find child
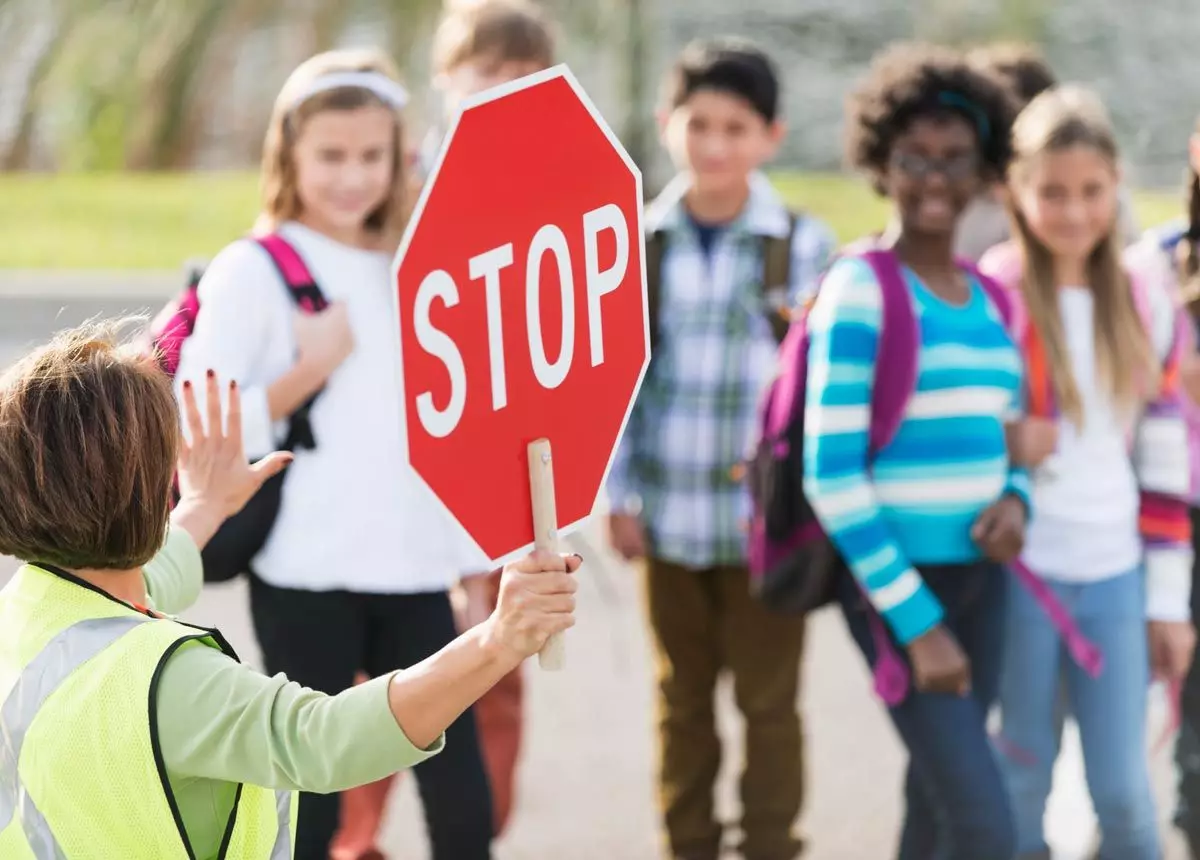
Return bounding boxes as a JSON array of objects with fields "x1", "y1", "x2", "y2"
[
  {"x1": 803, "y1": 44, "x2": 1026, "y2": 859},
  {"x1": 0, "y1": 327, "x2": 579, "y2": 860},
  {"x1": 955, "y1": 42, "x2": 1138, "y2": 260},
  {"x1": 604, "y1": 37, "x2": 834, "y2": 860},
  {"x1": 984, "y1": 85, "x2": 1194, "y2": 860},
  {"x1": 1124, "y1": 115, "x2": 1200, "y2": 858},
  {"x1": 417, "y1": 0, "x2": 554, "y2": 178},
  {"x1": 173, "y1": 49, "x2": 493, "y2": 860},
  {"x1": 331, "y1": 4, "x2": 556, "y2": 858}
]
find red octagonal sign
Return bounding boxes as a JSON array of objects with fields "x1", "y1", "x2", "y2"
[{"x1": 393, "y1": 66, "x2": 649, "y2": 566}]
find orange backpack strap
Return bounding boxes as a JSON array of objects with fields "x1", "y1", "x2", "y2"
[{"x1": 1024, "y1": 323, "x2": 1054, "y2": 419}]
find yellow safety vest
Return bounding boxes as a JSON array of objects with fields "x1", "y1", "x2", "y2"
[{"x1": 0, "y1": 563, "x2": 297, "y2": 859}]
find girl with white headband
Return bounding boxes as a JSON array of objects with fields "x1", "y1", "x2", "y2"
[{"x1": 173, "y1": 48, "x2": 494, "y2": 860}]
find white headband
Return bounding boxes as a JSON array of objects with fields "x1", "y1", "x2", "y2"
[{"x1": 289, "y1": 70, "x2": 410, "y2": 112}]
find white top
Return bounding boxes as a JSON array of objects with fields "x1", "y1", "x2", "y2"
[
  {"x1": 174, "y1": 221, "x2": 479, "y2": 593},
  {"x1": 1023, "y1": 284, "x2": 1175, "y2": 584}
]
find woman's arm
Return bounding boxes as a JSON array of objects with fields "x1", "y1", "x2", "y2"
[{"x1": 155, "y1": 552, "x2": 578, "y2": 792}]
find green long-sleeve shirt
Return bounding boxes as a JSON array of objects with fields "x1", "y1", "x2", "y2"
[{"x1": 146, "y1": 528, "x2": 444, "y2": 859}]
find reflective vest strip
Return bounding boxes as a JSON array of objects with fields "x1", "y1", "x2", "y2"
[
  {"x1": 0, "y1": 615, "x2": 149, "y2": 857},
  {"x1": 270, "y1": 789, "x2": 291, "y2": 859}
]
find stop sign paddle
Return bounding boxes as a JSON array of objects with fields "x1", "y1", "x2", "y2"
[{"x1": 393, "y1": 66, "x2": 650, "y2": 669}]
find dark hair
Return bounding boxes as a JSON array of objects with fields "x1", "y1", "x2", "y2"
[
  {"x1": 0, "y1": 320, "x2": 179, "y2": 570},
  {"x1": 432, "y1": 0, "x2": 555, "y2": 75},
  {"x1": 845, "y1": 42, "x2": 1017, "y2": 194},
  {"x1": 1183, "y1": 118, "x2": 1200, "y2": 306},
  {"x1": 968, "y1": 42, "x2": 1057, "y2": 109},
  {"x1": 663, "y1": 37, "x2": 780, "y2": 123}
]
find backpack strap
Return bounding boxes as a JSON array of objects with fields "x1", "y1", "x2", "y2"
[
  {"x1": 250, "y1": 233, "x2": 328, "y2": 451},
  {"x1": 859, "y1": 249, "x2": 920, "y2": 455},
  {"x1": 645, "y1": 229, "x2": 667, "y2": 356},
  {"x1": 759, "y1": 212, "x2": 798, "y2": 344},
  {"x1": 254, "y1": 233, "x2": 329, "y2": 314}
]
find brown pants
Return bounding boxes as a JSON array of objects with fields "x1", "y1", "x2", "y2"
[
  {"x1": 331, "y1": 571, "x2": 522, "y2": 859},
  {"x1": 644, "y1": 558, "x2": 806, "y2": 860}
]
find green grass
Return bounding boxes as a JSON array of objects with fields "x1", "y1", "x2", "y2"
[
  {"x1": 0, "y1": 170, "x2": 1185, "y2": 269},
  {"x1": 0, "y1": 172, "x2": 260, "y2": 269}
]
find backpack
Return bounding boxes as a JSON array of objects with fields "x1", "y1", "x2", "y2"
[
  {"x1": 643, "y1": 212, "x2": 798, "y2": 351},
  {"x1": 146, "y1": 233, "x2": 329, "y2": 583},
  {"x1": 745, "y1": 247, "x2": 1015, "y2": 615}
]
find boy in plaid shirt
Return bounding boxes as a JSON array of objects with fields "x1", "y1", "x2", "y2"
[{"x1": 606, "y1": 38, "x2": 834, "y2": 860}]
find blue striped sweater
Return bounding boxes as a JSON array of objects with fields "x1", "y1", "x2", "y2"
[{"x1": 802, "y1": 257, "x2": 1031, "y2": 643}]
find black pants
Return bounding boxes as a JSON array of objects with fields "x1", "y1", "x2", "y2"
[
  {"x1": 1177, "y1": 507, "x2": 1200, "y2": 855},
  {"x1": 249, "y1": 576, "x2": 493, "y2": 860}
]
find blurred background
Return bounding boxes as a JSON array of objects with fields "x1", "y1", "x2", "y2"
[{"x1": 2, "y1": 0, "x2": 1199, "y2": 269}]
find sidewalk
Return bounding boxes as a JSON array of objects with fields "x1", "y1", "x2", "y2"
[{"x1": 0, "y1": 270, "x2": 179, "y2": 299}]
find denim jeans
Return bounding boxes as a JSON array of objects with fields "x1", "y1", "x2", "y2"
[
  {"x1": 998, "y1": 566, "x2": 1158, "y2": 860},
  {"x1": 838, "y1": 561, "x2": 1015, "y2": 860}
]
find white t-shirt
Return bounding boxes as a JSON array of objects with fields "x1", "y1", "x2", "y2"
[
  {"x1": 175, "y1": 221, "x2": 482, "y2": 593},
  {"x1": 1022, "y1": 284, "x2": 1175, "y2": 583}
]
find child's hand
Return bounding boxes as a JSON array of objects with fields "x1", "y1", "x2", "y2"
[
  {"x1": 1005, "y1": 417, "x2": 1058, "y2": 468},
  {"x1": 294, "y1": 302, "x2": 355, "y2": 382},
  {"x1": 971, "y1": 495, "x2": 1026, "y2": 564},
  {"x1": 907, "y1": 624, "x2": 971, "y2": 696},
  {"x1": 1148, "y1": 620, "x2": 1196, "y2": 682},
  {"x1": 608, "y1": 513, "x2": 648, "y2": 561}
]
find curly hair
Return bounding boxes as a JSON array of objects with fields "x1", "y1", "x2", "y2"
[{"x1": 845, "y1": 42, "x2": 1018, "y2": 194}]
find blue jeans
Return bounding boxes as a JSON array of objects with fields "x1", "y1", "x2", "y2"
[
  {"x1": 838, "y1": 562, "x2": 1015, "y2": 860},
  {"x1": 998, "y1": 566, "x2": 1158, "y2": 860}
]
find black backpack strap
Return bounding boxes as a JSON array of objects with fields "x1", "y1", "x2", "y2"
[
  {"x1": 252, "y1": 233, "x2": 330, "y2": 452},
  {"x1": 757, "y1": 211, "x2": 797, "y2": 345},
  {"x1": 645, "y1": 229, "x2": 668, "y2": 357}
]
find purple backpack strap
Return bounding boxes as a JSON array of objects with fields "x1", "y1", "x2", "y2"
[
  {"x1": 844, "y1": 249, "x2": 922, "y2": 706},
  {"x1": 859, "y1": 249, "x2": 920, "y2": 454},
  {"x1": 254, "y1": 233, "x2": 329, "y2": 314}
]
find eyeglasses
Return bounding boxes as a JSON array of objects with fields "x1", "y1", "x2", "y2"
[{"x1": 889, "y1": 150, "x2": 980, "y2": 182}]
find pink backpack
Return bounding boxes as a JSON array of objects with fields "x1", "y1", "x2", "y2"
[
  {"x1": 146, "y1": 233, "x2": 328, "y2": 376},
  {"x1": 144, "y1": 234, "x2": 330, "y2": 583}
]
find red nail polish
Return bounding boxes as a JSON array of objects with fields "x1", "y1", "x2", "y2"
[
  {"x1": 230, "y1": 379, "x2": 238, "y2": 390},
  {"x1": 183, "y1": 380, "x2": 192, "y2": 389},
  {"x1": 206, "y1": 369, "x2": 215, "y2": 379}
]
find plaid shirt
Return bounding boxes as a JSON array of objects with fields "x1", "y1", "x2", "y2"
[{"x1": 607, "y1": 172, "x2": 835, "y2": 568}]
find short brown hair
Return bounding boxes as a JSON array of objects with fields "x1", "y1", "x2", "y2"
[
  {"x1": 260, "y1": 48, "x2": 411, "y2": 249},
  {"x1": 968, "y1": 42, "x2": 1057, "y2": 109},
  {"x1": 0, "y1": 320, "x2": 179, "y2": 570},
  {"x1": 432, "y1": 0, "x2": 555, "y2": 75}
]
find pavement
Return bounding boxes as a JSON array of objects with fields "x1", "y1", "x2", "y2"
[{"x1": 0, "y1": 282, "x2": 1191, "y2": 859}]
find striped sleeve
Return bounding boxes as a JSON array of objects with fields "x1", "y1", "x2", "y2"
[
  {"x1": 1137, "y1": 273, "x2": 1194, "y2": 622},
  {"x1": 802, "y1": 258, "x2": 944, "y2": 644}
]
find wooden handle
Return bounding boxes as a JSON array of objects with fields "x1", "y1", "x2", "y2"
[{"x1": 528, "y1": 438, "x2": 565, "y2": 670}]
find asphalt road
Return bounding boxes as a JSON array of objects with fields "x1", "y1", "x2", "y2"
[{"x1": 0, "y1": 290, "x2": 1189, "y2": 859}]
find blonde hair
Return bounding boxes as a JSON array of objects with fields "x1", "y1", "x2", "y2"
[
  {"x1": 1007, "y1": 85, "x2": 1158, "y2": 425},
  {"x1": 259, "y1": 48, "x2": 410, "y2": 249}
]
